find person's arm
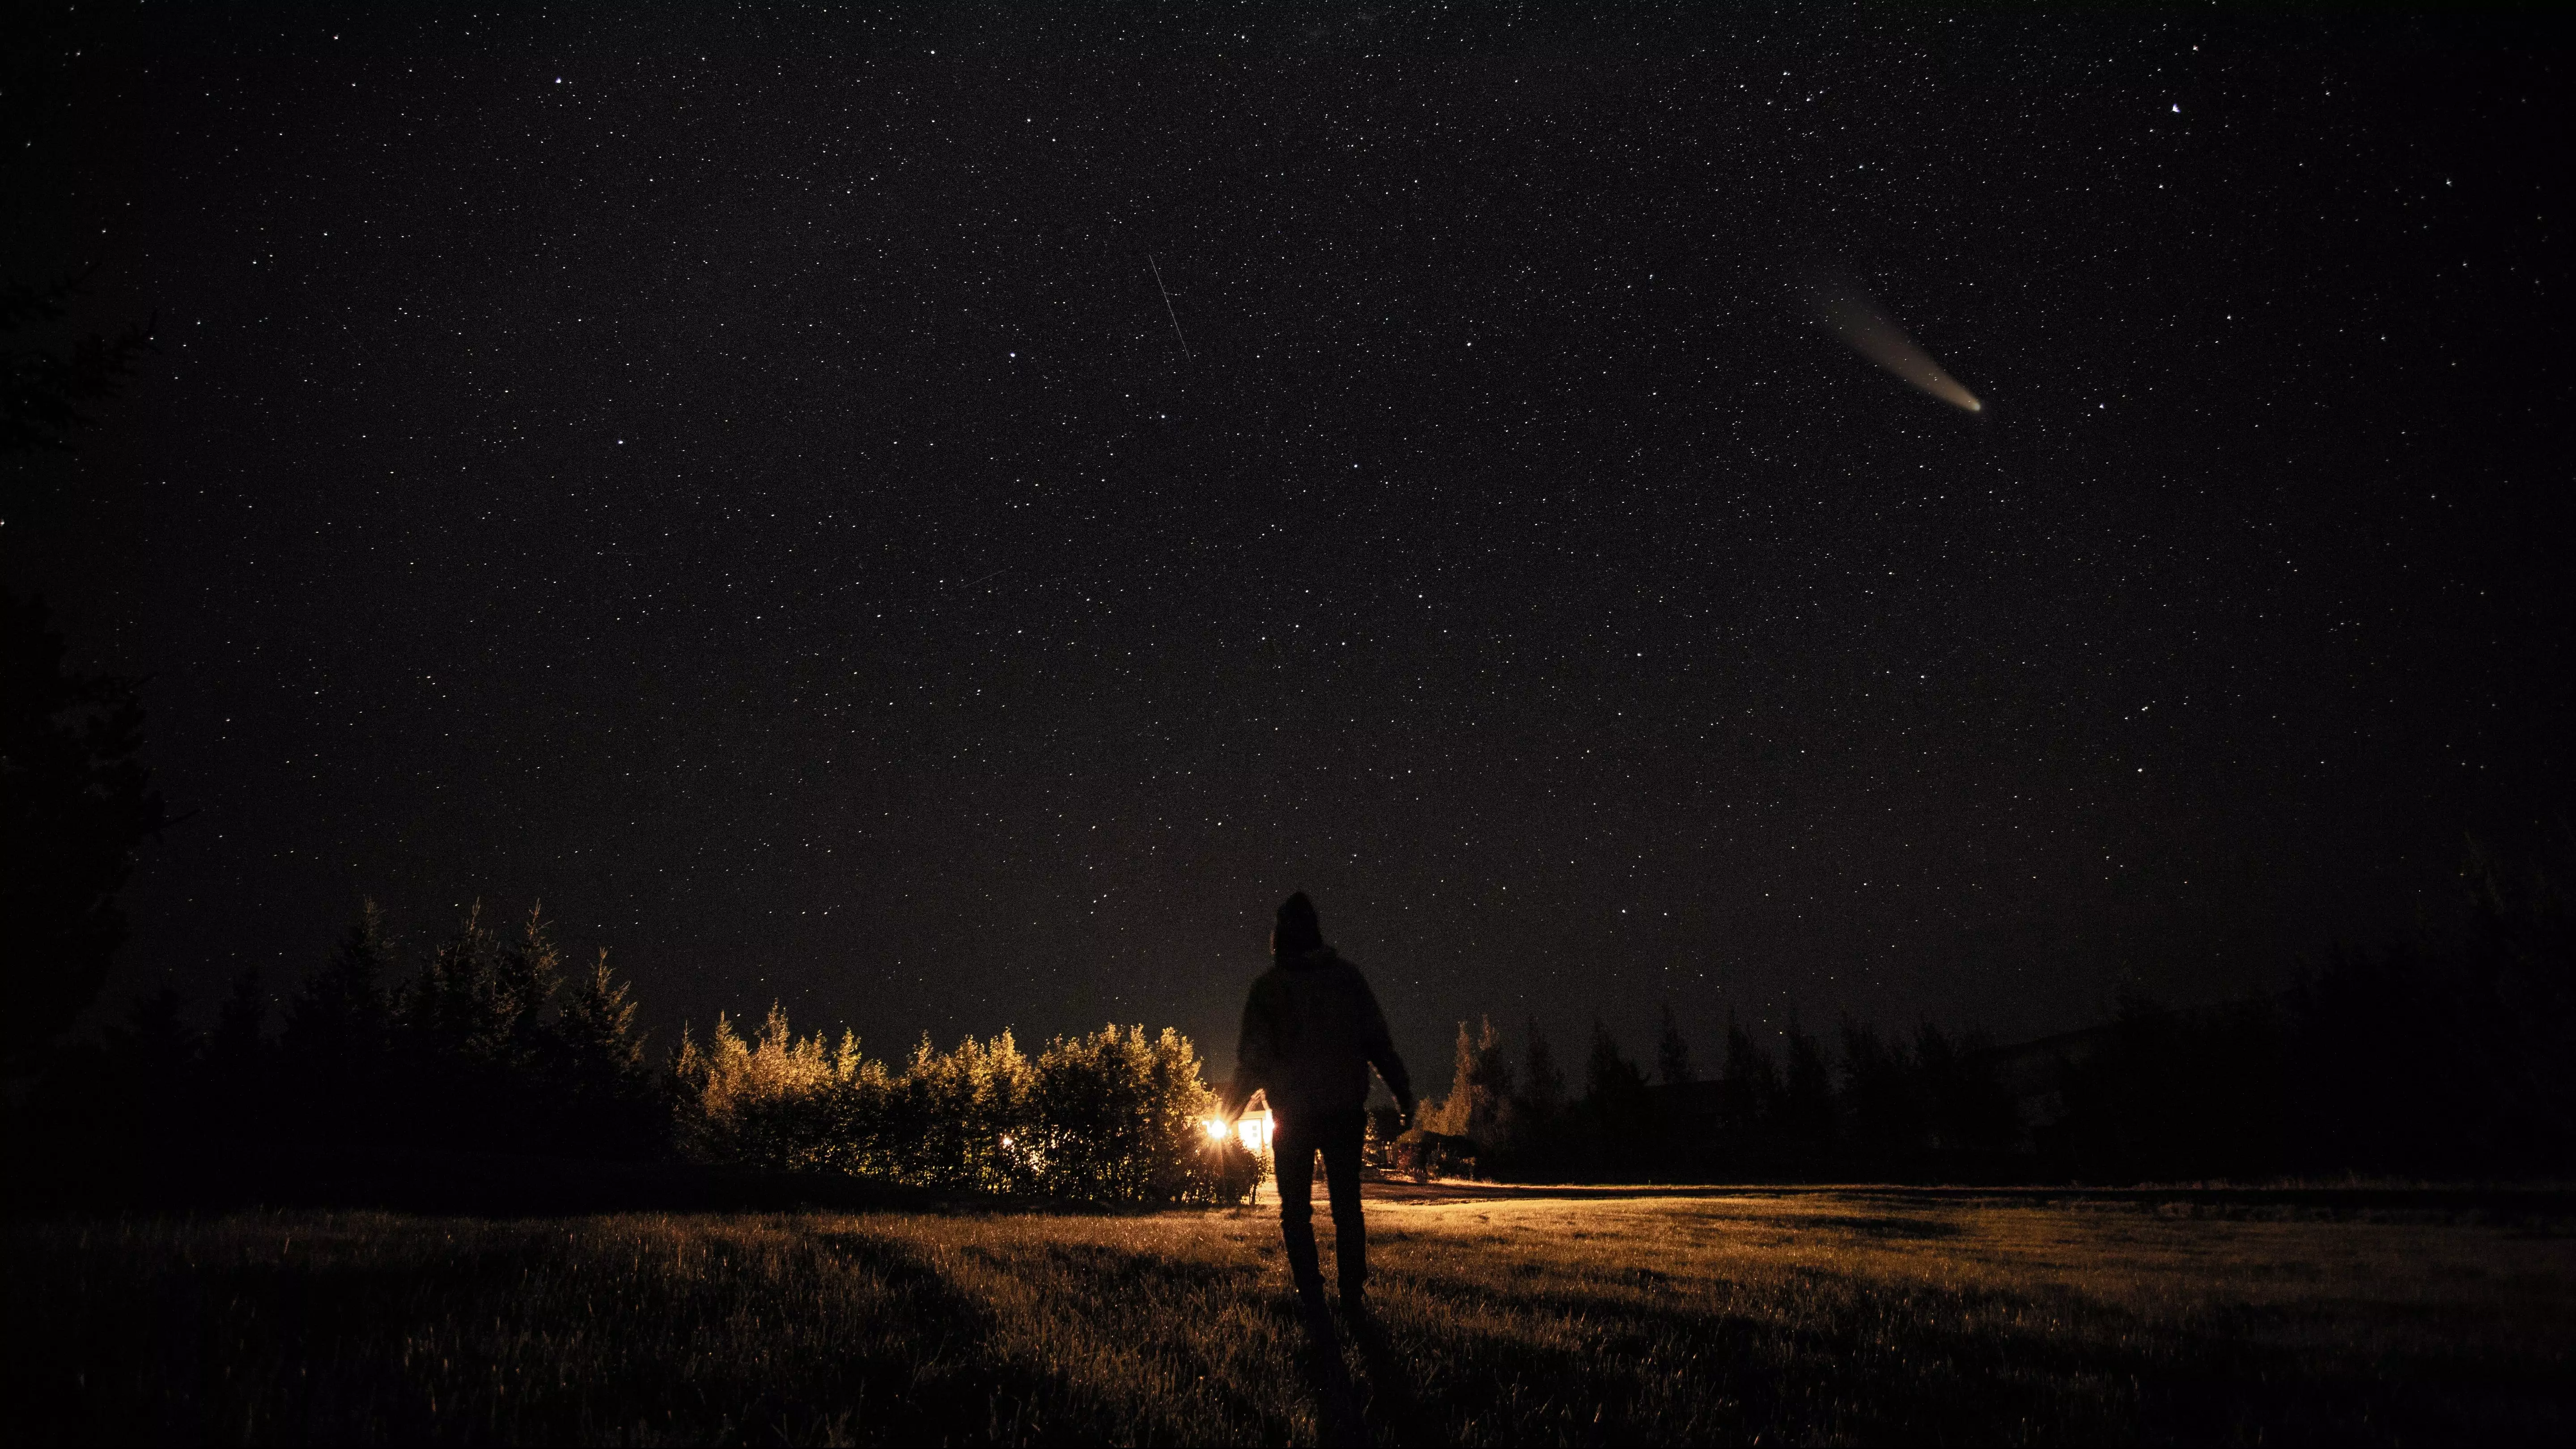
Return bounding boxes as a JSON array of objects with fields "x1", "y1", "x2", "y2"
[{"x1": 1354, "y1": 974, "x2": 1415, "y2": 1126}]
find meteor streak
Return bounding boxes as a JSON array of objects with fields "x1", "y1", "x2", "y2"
[
  {"x1": 1148, "y1": 253, "x2": 1190, "y2": 361},
  {"x1": 1810, "y1": 278, "x2": 1983, "y2": 413}
]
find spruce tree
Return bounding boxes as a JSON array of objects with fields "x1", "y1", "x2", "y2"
[
  {"x1": 280, "y1": 900, "x2": 395, "y2": 1117},
  {"x1": 1584, "y1": 1020, "x2": 1650, "y2": 1103},
  {"x1": 0, "y1": 592, "x2": 167, "y2": 1074},
  {"x1": 1716, "y1": 1011, "x2": 1780, "y2": 1139},
  {"x1": 1838, "y1": 1021, "x2": 1918, "y2": 1165},
  {"x1": 541, "y1": 947, "x2": 659, "y2": 1156},
  {"x1": 405, "y1": 899, "x2": 561, "y2": 1064},
  {"x1": 1571, "y1": 1021, "x2": 1650, "y2": 1178},
  {"x1": 550, "y1": 948, "x2": 645, "y2": 1093},
  {"x1": 93, "y1": 984, "x2": 201, "y2": 1145},
  {"x1": 492, "y1": 901, "x2": 565, "y2": 1061},
  {"x1": 203, "y1": 967, "x2": 271, "y2": 1135},
  {"x1": 1424, "y1": 1016, "x2": 1512, "y2": 1143},
  {"x1": 1, "y1": 283, "x2": 160, "y2": 1074},
  {"x1": 406, "y1": 900, "x2": 499, "y2": 1053},
  {"x1": 1778, "y1": 1017, "x2": 1838, "y2": 1160},
  {"x1": 1655, "y1": 1003, "x2": 1696, "y2": 1086},
  {"x1": 1520, "y1": 1016, "x2": 1566, "y2": 1115}
]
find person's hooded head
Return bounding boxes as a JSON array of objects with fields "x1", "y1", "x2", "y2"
[{"x1": 1273, "y1": 891, "x2": 1324, "y2": 959}]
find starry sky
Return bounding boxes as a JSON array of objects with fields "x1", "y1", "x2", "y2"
[{"x1": 7, "y1": 5, "x2": 2568, "y2": 1085}]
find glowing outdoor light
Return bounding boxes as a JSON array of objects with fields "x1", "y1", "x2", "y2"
[
  {"x1": 1235, "y1": 1107, "x2": 1274, "y2": 1152},
  {"x1": 1204, "y1": 1108, "x2": 1276, "y2": 1151}
]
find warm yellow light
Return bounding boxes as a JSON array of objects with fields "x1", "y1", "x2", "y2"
[{"x1": 1205, "y1": 1117, "x2": 1231, "y2": 1141}]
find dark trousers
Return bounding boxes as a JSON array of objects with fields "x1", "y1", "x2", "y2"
[{"x1": 1273, "y1": 1107, "x2": 1368, "y2": 1296}]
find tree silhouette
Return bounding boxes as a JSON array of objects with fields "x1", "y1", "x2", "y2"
[
  {"x1": 1, "y1": 271, "x2": 153, "y2": 456},
  {"x1": 404, "y1": 900, "x2": 562, "y2": 1064},
  {"x1": 1838, "y1": 1021, "x2": 1918, "y2": 1160},
  {"x1": 30, "y1": 982, "x2": 201, "y2": 1149},
  {"x1": 279, "y1": 900, "x2": 396, "y2": 1140},
  {"x1": 1580, "y1": 1020, "x2": 1654, "y2": 1176},
  {"x1": 1716, "y1": 1012, "x2": 1779, "y2": 1142},
  {"x1": 202, "y1": 968, "x2": 270, "y2": 1128},
  {"x1": 284, "y1": 904, "x2": 390, "y2": 1044},
  {"x1": 0, "y1": 592, "x2": 166, "y2": 1073},
  {"x1": 1777, "y1": 1019, "x2": 1837, "y2": 1156},
  {"x1": 1655, "y1": 1003, "x2": 1695, "y2": 1087},
  {"x1": 2, "y1": 270, "x2": 161, "y2": 1078},
  {"x1": 1520, "y1": 1016, "x2": 1566, "y2": 1116},
  {"x1": 1914, "y1": 1024, "x2": 2016, "y2": 1153},
  {"x1": 1585, "y1": 1020, "x2": 1649, "y2": 1105},
  {"x1": 550, "y1": 948, "x2": 645, "y2": 1088}
]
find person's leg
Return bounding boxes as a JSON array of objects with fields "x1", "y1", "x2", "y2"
[
  {"x1": 1318, "y1": 1108, "x2": 1369, "y2": 1305},
  {"x1": 1272, "y1": 1117, "x2": 1325, "y2": 1297}
]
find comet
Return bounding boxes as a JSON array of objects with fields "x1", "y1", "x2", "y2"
[{"x1": 1809, "y1": 277, "x2": 1983, "y2": 413}]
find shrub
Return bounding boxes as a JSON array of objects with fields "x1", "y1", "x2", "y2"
[{"x1": 673, "y1": 1011, "x2": 1247, "y2": 1204}]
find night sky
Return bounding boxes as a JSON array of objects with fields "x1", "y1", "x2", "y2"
[{"x1": 8, "y1": 6, "x2": 2568, "y2": 1086}]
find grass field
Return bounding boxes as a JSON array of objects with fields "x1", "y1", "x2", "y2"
[{"x1": 6, "y1": 1187, "x2": 2571, "y2": 1445}]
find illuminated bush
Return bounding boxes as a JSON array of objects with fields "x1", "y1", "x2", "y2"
[
  {"x1": 1029, "y1": 1025, "x2": 1223, "y2": 1204},
  {"x1": 674, "y1": 1010, "x2": 1245, "y2": 1203}
]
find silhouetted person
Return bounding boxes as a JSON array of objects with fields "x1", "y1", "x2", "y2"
[{"x1": 1222, "y1": 892, "x2": 1414, "y2": 1317}]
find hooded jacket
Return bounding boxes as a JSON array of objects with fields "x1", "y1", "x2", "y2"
[{"x1": 1225, "y1": 945, "x2": 1413, "y2": 1122}]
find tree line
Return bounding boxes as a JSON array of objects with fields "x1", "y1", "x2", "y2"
[
  {"x1": 26, "y1": 901, "x2": 668, "y2": 1170},
  {"x1": 13, "y1": 831, "x2": 2569, "y2": 1203},
  {"x1": 1414, "y1": 841, "x2": 2575, "y2": 1184},
  {"x1": 1411, "y1": 1006, "x2": 2020, "y2": 1183},
  {"x1": 12, "y1": 833, "x2": 2569, "y2": 1204},
  {"x1": 10, "y1": 896, "x2": 1257, "y2": 1206}
]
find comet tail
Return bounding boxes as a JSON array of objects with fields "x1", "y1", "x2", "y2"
[{"x1": 1811, "y1": 280, "x2": 1983, "y2": 414}]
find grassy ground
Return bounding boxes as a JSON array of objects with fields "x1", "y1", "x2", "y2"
[{"x1": 5, "y1": 1188, "x2": 2570, "y2": 1445}]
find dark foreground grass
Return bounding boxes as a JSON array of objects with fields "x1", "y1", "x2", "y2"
[{"x1": 5, "y1": 1190, "x2": 2571, "y2": 1445}]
